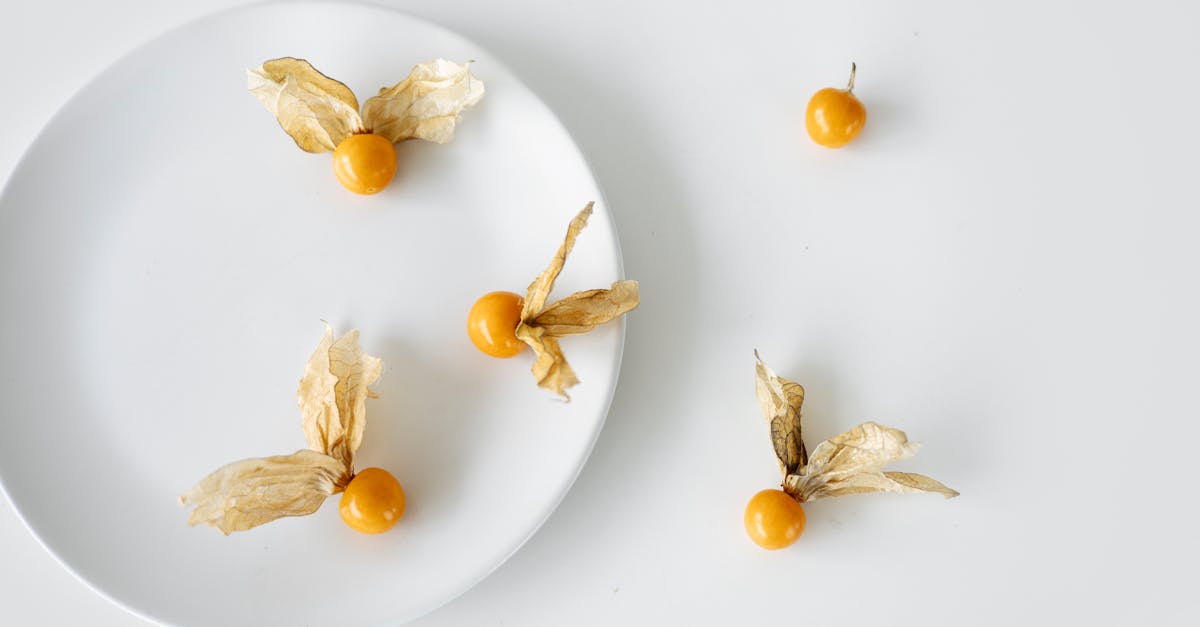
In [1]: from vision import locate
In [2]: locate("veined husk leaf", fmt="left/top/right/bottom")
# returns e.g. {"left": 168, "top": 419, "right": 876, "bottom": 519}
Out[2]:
{"left": 179, "top": 449, "right": 348, "bottom": 535}
{"left": 531, "top": 281, "right": 640, "bottom": 336}
{"left": 519, "top": 203, "right": 593, "bottom": 318}
{"left": 182, "top": 326, "right": 383, "bottom": 533}
{"left": 247, "top": 57, "right": 364, "bottom": 153}
{"left": 514, "top": 203, "right": 640, "bottom": 400}
{"left": 753, "top": 351, "right": 807, "bottom": 476}
{"left": 754, "top": 354, "right": 958, "bottom": 503}
{"left": 361, "top": 59, "right": 485, "bottom": 144}
{"left": 783, "top": 422, "right": 959, "bottom": 501}
{"left": 298, "top": 327, "right": 340, "bottom": 456}
{"left": 298, "top": 324, "right": 383, "bottom": 470}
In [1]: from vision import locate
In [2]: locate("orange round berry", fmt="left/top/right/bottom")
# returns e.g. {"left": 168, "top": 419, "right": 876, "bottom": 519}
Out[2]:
{"left": 744, "top": 489, "right": 806, "bottom": 549}
{"left": 339, "top": 467, "right": 406, "bottom": 534}
{"left": 805, "top": 63, "right": 867, "bottom": 148}
{"left": 332, "top": 132, "right": 397, "bottom": 194}
{"left": 467, "top": 291, "right": 526, "bottom": 358}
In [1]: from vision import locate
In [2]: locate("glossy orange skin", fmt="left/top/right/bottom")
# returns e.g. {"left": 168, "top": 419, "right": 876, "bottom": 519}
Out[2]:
{"left": 468, "top": 291, "right": 527, "bottom": 358}
{"left": 805, "top": 87, "right": 866, "bottom": 148}
{"left": 332, "top": 133, "right": 397, "bottom": 194}
{"left": 339, "top": 467, "right": 406, "bottom": 534}
{"left": 744, "top": 489, "right": 806, "bottom": 549}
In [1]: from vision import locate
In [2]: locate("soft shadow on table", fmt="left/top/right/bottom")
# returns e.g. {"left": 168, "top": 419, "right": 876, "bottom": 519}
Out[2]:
{"left": 361, "top": 334, "right": 488, "bottom": 514}
{"left": 843, "top": 94, "right": 910, "bottom": 151}
{"left": 507, "top": 56, "right": 702, "bottom": 501}
{"left": 778, "top": 331, "right": 979, "bottom": 530}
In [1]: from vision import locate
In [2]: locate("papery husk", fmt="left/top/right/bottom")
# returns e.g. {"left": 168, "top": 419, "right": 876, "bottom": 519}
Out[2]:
{"left": 753, "top": 352, "right": 807, "bottom": 476}
{"left": 754, "top": 354, "right": 958, "bottom": 503}
{"left": 249, "top": 58, "right": 482, "bottom": 152}
{"left": 514, "top": 203, "right": 640, "bottom": 400}
{"left": 531, "top": 281, "right": 640, "bottom": 336}
{"left": 783, "top": 422, "right": 959, "bottom": 501}
{"left": 519, "top": 204, "right": 593, "bottom": 319}
{"left": 361, "top": 59, "right": 485, "bottom": 143}
{"left": 182, "top": 327, "right": 383, "bottom": 533}
{"left": 298, "top": 324, "right": 382, "bottom": 469}
{"left": 247, "top": 58, "right": 364, "bottom": 152}
{"left": 324, "top": 329, "right": 384, "bottom": 468}
{"left": 179, "top": 450, "right": 347, "bottom": 535}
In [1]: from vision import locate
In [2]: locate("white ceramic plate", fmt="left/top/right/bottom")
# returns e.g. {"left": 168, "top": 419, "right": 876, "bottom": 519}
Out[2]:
{"left": 0, "top": 2, "right": 624, "bottom": 625}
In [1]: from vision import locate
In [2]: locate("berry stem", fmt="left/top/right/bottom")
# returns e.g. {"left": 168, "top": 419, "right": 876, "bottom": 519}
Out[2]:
{"left": 847, "top": 62, "right": 857, "bottom": 93}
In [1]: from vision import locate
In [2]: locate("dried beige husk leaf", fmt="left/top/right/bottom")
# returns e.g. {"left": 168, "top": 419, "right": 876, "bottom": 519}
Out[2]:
{"left": 753, "top": 351, "right": 807, "bottom": 476}
{"left": 248, "top": 57, "right": 364, "bottom": 153}
{"left": 297, "top": 324, "right": 383, "bottom": 469}
{"left": 520, "top": 331, "right": 580, "bottom": 399}
{"left": 361, "top": 59, "right": 485, "bottom": 144}
{"left": 179, "top": 450, "right": 348, "bottom": 535}
{"left": 531, "top": 281, "right": 639, "bottom": 335}
{"left": 514, "top": 203, "right": 640, "bottom": 400}
{"left": 783, "top": 422, "right": 959, "bottom": 501}
{"left": 882, "top": 471, "right": 960, "bottom": 496}
{"left": 298, "top": 326, "right": 340, "bottom": 455}
{"left": 326, "top": 329, "right": 383, "bottom": 467}
{"left": 183, "top": 326, "right": 384, "bottom": 533}
{"left": 754, "top": 355, "right": 958, "bottom": 503}
{"left": 519, "top": 203, "right": 594, "bottom": 319}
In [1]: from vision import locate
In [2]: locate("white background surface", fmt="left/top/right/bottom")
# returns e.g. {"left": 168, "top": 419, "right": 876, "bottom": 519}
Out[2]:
{"left": 1, "top": 0, "right": 1198, "bottom": 625}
